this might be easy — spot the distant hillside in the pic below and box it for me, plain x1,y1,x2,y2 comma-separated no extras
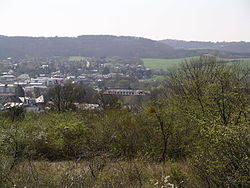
0,35,198,59
161,39,250,54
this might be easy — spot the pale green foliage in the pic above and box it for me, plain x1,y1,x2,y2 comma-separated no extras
164,57,250,187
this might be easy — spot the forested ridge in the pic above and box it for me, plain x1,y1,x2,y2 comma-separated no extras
2,35,250,59
0,35,197,58
1,35,250,59
161,39,250,53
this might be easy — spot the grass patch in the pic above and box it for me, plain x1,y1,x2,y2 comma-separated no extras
142,57,199,70
146,75,166,81
69,56,86,61
143,57,250,70
226,58,250,65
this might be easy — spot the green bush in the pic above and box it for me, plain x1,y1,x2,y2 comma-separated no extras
193,123,250,187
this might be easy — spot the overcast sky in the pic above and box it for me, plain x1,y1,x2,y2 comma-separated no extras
0,0,249,41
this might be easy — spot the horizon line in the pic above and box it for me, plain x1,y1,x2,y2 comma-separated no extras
0,34,249,43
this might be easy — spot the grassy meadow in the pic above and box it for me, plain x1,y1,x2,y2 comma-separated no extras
228,58,250,65
142,56,199,70
68,56,86,61
143,57,250,70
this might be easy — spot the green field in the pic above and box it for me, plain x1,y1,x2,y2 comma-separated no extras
143,56,199,70
145,75,166,81
228,58,250,65
143,57,250,70
68,56,86,61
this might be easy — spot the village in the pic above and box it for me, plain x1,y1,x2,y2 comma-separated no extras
0,56,160,111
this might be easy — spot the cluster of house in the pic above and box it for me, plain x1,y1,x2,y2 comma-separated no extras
1,56,155,86
0,57,155,111
0,84,45,111
0,60,153,93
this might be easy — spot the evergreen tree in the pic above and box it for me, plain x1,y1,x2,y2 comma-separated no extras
15,85,25,97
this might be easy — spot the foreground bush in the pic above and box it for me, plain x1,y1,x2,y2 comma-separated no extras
193,123,250,187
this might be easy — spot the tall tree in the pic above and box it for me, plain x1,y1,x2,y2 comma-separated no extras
15,85,25,98
48,83,86,111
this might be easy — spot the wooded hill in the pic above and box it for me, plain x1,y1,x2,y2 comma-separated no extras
1,35,249,59
161,39,250,54
0,35,196,58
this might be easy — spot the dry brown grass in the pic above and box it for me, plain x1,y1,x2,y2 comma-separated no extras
1,159,200,188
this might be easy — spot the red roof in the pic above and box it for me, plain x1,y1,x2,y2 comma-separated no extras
0,93,15,97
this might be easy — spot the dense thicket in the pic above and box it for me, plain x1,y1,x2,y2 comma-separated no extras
165,57,250,187
0,57,249,187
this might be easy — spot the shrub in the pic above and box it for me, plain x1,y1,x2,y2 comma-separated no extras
192,123,250,187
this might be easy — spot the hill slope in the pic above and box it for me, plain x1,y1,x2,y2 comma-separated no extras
0,35,197,58
161,39,250,54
